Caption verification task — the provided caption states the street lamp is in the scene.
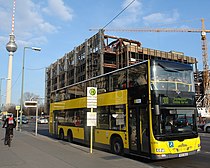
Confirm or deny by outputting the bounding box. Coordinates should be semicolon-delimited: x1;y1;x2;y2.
0;78;8;110
19;46;41;131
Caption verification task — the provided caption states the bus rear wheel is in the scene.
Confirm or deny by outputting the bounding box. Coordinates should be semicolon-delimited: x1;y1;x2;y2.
111;137;124;155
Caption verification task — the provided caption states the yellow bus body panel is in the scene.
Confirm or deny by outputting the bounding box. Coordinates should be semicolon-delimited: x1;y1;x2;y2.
98;90;127;106
150;132;201;155
95;129;129;149
50;90;127;111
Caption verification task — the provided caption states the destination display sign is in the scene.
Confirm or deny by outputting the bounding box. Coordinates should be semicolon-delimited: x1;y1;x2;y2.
160;96;193;105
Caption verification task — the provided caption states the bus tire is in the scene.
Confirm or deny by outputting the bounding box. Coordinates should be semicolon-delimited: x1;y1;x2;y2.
67;130;73;142
111;137;124;155
59;129;64;140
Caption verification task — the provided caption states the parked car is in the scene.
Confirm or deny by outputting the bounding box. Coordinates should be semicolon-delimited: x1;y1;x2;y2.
16;116;29;124
203;121;210;133
38;117;48;124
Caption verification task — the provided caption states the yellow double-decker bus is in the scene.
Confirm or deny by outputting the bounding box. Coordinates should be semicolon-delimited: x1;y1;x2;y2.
49;59;201;160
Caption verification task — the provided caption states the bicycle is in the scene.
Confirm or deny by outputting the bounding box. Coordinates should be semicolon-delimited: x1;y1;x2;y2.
4;128;13;147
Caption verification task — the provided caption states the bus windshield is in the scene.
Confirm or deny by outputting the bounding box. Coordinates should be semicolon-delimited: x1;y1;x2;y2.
151;61;195;92
153;109;197;140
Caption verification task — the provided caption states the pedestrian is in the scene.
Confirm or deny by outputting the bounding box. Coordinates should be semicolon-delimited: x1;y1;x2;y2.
2;113;16;145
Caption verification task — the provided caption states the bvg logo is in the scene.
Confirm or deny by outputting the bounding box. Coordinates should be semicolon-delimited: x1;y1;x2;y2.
169;141;174;148
89;88;96;96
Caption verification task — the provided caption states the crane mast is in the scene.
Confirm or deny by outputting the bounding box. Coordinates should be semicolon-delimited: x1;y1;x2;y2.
201;18;210;110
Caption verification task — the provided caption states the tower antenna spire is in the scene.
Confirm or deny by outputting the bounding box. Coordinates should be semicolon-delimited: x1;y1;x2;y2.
11;0;16;34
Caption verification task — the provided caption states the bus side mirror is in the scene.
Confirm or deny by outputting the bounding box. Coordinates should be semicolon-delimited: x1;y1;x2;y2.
155;105;160;115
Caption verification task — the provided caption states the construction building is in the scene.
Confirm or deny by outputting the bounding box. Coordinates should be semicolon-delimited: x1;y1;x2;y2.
195;70;210;120
45;30;198;114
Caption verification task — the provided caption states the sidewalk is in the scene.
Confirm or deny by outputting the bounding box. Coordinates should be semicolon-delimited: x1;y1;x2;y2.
0;126;153;168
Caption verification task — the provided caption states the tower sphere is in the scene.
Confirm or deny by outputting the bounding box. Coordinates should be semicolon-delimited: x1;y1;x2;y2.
6;34;17;53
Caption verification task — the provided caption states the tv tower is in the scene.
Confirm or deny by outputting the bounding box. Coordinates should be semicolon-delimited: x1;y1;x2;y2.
5;0;17;106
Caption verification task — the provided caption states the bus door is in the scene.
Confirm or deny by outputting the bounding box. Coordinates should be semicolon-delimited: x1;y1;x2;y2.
129;106;150;155
53;111;58;136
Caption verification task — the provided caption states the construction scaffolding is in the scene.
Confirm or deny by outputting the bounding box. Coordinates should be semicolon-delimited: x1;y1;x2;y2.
45;30;197;113
195;70;210;119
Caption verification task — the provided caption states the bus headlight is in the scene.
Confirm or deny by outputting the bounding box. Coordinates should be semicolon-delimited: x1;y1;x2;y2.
156;148;165;152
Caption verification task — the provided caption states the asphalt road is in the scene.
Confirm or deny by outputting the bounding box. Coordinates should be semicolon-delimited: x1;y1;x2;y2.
22;120;210;168
21;120;50;137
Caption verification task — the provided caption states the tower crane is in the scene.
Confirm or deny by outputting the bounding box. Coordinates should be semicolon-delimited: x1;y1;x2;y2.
90;18;210;111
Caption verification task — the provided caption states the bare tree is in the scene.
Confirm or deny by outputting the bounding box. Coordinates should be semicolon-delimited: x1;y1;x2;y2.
18;92;44;116
24;92;39;101
4;104;16;116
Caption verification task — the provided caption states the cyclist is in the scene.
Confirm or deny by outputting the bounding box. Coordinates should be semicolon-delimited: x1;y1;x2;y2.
2;113;16;145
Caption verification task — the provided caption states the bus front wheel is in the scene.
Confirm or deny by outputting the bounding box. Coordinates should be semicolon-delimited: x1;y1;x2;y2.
59;129;64;140
111;137;124;155
67;130;73;142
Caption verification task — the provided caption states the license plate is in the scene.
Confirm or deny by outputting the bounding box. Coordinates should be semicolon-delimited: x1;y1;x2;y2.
179;153;188;157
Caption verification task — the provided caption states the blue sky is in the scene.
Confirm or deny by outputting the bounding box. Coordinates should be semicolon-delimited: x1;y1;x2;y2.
0;0;210;105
